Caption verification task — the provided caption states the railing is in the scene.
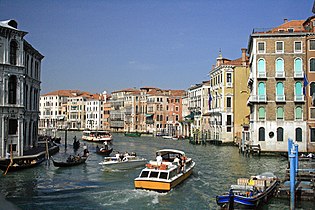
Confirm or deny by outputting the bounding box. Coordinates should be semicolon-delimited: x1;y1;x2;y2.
276;95;286;102
294;71;304;78
275;71;285;78
294;95;304;102
248;95;267;103
257;72;266;78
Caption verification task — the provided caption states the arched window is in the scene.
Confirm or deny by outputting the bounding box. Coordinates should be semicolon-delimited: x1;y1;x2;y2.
295;128;302;142
277;127;284;141
258;107;265;120
295;106;302;120
8;75;17;104
9;40;18;65
310;58;315;72
310;82;315;97
258;82;266;101
277;107;284;120
294;58;302;75
276;58;284;72
295;82;303;96
259;127;265;141
276;82;284;101
257;59;266;77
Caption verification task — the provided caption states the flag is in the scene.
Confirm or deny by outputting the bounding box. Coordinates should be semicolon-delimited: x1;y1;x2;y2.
303;74;309;96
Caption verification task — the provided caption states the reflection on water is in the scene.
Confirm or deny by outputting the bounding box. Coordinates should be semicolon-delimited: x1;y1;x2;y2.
0;131;313;209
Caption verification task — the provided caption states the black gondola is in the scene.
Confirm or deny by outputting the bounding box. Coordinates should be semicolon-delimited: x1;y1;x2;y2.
0;156;46;172
95;147;113;156
52;155;88;167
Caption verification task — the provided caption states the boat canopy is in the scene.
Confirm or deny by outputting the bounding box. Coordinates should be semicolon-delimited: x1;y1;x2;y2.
156;149;186;156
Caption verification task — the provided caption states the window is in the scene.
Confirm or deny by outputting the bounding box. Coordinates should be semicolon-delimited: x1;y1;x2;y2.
277;127;284;141
227;115;232;132
227;73;232;83
277;107;284;120
276;82;284;101
295;107;302;120
309;40;315;50
310;58;315;72
294;58;303;77
258;107;265;120
294;41;302;53
257;59;266;77
9;40;18;65
310;82;315;98
149;171;159;178
295;128;302;142
258;82;266;101
8;119;18;135
276;41;284;53
276;58;284;72
259;127;265;141
311;128;315;142
258;42;265;53
227;97;231;108
8;75;17;104
288;28;294;33
295;82;303;101
310;108;315;119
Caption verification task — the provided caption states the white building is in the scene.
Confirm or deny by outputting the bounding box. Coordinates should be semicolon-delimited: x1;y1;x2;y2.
86;93;106;130
0;20;44;156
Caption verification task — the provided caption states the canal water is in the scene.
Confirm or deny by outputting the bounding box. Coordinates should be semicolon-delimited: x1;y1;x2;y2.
0;131;313;209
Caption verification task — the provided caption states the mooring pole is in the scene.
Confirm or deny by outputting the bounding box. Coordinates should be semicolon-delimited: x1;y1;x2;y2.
65;129;68;150
289;144;296;210
295;144;299;175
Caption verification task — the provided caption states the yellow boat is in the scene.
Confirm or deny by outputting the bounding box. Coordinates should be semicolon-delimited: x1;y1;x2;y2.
134;149;195;192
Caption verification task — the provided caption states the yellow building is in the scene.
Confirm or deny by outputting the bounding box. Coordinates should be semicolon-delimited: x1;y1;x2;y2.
209;49;250;144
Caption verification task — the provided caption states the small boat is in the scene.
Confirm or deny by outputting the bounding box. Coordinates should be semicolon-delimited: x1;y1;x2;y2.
162;136;178;140
134;149;195;192
95;147;113;156
52;155;88;167
82;130;113;142
216;172;280;209
0;155;46;172
124;132;141;137
99;153;146;170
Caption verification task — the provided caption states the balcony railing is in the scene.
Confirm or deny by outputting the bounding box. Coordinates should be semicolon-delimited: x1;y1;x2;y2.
248;95;267;103
276;95;285;102
275;71;285;78
294;95;304;102
257;72;266;78
294;71;304;78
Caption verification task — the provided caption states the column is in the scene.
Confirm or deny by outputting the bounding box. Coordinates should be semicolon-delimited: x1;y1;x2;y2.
18;116;23;156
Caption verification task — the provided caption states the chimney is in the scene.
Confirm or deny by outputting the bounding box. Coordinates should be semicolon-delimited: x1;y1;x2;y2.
284;18;288;23
241;48;247;66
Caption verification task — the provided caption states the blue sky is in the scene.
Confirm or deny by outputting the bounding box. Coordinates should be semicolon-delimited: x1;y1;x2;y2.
1;0;313;94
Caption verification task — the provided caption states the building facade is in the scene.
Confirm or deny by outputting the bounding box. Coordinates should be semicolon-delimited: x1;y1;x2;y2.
247;19;309;152
0;20;44;157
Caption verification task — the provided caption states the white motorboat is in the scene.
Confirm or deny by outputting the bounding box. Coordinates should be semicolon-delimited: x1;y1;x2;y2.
82;130;113;142
99;154;146;170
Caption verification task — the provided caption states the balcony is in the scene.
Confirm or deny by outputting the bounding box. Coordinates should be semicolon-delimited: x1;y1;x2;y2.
276;95;285;102
294;71;304;78
294;95;305;102
257;72;266;79
247;95;267;103
275;71;285;78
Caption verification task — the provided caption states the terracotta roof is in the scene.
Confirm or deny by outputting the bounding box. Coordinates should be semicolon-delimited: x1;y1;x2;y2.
225;56;249;66
42;90;93;98
270;20;305;33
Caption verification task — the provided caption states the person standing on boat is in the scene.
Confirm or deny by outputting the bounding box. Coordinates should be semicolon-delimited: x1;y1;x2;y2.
83;144;89;157
104;141;108;150
156;153;162;166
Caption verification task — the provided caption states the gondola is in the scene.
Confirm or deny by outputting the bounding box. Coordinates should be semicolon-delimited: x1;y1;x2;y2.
52;155;88;167
0;156;46;172
95;147;113;156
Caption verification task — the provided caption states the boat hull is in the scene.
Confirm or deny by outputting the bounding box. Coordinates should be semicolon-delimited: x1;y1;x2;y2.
95;148;113;156
124;132;141;137
52;156;88;167
216;179;279;208
100;159;146;170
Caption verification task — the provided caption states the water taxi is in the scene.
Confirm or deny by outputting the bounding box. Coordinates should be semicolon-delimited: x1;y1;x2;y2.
99;152;146;170
134;149;195;192
82;130;113;142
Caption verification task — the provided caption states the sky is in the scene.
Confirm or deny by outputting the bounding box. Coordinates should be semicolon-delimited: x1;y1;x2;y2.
0;0;314;95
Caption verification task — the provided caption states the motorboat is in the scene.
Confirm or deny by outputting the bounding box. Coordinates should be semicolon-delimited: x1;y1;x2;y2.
82;130;113;142
99;153;146;170
134;149;195;192
216;172;279;209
